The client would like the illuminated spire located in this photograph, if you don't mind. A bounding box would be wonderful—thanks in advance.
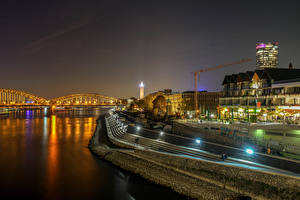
[139,81,144,88]
[139,81,144,99]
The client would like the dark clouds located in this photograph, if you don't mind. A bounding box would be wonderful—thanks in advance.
[0,0,300,98]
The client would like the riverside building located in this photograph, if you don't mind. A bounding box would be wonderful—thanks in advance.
[143,89,183,116]
[219,63,300,123]
[182,91,222,118]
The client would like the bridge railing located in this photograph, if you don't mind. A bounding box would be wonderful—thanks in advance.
[1,89,118,106]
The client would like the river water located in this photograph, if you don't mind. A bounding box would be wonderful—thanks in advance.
[0,107,185,200]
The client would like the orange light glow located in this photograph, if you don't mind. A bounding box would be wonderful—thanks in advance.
[47,115,58,195]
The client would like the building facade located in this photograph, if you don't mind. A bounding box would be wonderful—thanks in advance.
[219,66,300,123]
[182,91,222,118]
[143,89,183,116]
[256,42,279,68]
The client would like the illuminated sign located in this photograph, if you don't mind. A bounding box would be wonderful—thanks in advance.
[256,43,266,49]
[238,108,244,112]
[247,109,261,113]
[256,102,261,108]
[278,106,300,110]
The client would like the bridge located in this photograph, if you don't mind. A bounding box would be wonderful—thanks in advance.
[50,93,118,106]
[0,88,118,106]
[0,88,49,105]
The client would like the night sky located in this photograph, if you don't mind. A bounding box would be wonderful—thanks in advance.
[1,0,300,99]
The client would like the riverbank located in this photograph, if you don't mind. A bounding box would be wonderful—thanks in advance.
[89,115,300,200]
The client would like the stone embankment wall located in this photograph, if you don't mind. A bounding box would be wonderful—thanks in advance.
[89,115,300,200]
[135,150,300,200]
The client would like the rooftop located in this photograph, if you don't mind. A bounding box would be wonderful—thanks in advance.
[222,65,300,85]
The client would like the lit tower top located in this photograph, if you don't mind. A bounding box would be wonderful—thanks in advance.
[139,81,144,99]
[256,42,279,68]
[139,81,144,88]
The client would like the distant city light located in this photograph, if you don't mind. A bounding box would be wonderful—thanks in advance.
[44,107,48,115]
[195,139,201,144]
[160,131,164,136]
[136,126,141,131]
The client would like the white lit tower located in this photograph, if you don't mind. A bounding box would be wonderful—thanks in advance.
[256,42,279,68]
[139,81,144,99]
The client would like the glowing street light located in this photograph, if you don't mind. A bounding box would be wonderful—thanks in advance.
[246,148,254,155]
[160,131,164,136]
[195,139,201,144]
[136,126,141,131]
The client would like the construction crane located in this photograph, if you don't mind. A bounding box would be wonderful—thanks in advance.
[193,58,252,117]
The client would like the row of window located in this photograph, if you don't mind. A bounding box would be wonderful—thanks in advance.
[224,87,300,97]
[224,81,270,90]
[220,97,300,106]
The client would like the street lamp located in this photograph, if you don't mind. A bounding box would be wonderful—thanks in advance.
[246,148,254,155]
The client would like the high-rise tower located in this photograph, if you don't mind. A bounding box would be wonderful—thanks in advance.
[256,42,279,68]
[139,81,144,99]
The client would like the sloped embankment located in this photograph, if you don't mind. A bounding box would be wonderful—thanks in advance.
[89,115,300,200]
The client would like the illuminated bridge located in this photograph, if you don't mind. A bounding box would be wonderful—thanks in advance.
[0,89,118,106]
[50,93,118,106]
[0,88,49,105]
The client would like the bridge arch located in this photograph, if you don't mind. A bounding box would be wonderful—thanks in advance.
[50,93,118,105]
[0,88,49,105]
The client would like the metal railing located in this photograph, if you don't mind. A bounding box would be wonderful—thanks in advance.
[105,112,143,149]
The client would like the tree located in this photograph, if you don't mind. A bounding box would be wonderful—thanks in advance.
[136,99,146,110]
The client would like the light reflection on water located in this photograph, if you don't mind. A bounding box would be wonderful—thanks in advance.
[0,108,185,200]
[47,115,58,198]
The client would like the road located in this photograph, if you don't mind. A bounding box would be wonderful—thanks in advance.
[125,125,300,175]
[111,112,300,176]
